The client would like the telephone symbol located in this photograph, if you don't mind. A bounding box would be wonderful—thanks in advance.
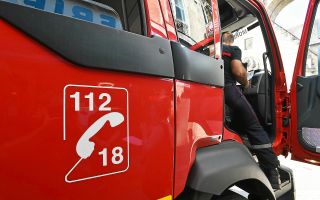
[76,112,124,159]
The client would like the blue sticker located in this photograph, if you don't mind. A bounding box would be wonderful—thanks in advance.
[72,5,93,22]
[23,0,45,9]
[101,14,116,28]
[54,0,64,14]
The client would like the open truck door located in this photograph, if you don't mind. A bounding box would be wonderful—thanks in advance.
[290,0,320,165]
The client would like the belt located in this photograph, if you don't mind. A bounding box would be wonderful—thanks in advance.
[225,83,236,87]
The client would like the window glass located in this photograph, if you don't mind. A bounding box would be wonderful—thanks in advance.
[170,0,214,47]
[83,0,145,35]
[1,0,144,35]
[273,0,309,85]
[233,23,270,73]
[305,4,320,76]
[124,0,144,34]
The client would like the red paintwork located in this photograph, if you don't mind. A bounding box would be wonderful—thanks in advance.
[190,37,214,51]
[2,0,319,199]
[290,0,320,164]
[174,80,224,198]
[223,127,243,143]
[0,19,175,199]
[212,0,222,58]
[144,0,168,38]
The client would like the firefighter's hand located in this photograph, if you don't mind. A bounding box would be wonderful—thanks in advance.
[242,80,250,92]
[244,80,250,88]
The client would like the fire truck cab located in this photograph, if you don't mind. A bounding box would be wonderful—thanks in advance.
[0,0,319,199]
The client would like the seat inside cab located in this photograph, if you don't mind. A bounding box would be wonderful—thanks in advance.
[218,0,275,143]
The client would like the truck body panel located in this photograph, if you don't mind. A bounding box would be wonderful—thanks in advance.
[0,0,319,199]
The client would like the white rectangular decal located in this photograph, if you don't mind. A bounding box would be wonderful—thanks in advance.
[63,84,129,183]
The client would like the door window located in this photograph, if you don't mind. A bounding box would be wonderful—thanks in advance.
[1,0,145,35]
[304,4,320,76]
[233,23,271,74]
[170,0,214,49]
[273,0,309,85]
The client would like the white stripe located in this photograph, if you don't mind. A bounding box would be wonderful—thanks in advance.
[251,144,272,149]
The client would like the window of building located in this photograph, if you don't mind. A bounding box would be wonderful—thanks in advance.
[175,0,186,22]
[244,37,253,50]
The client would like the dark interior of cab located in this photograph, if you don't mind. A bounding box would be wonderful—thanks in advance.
[217,0,275,145]
[218,1,295,195]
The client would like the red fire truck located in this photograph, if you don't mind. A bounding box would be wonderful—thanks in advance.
[0,0,319,199]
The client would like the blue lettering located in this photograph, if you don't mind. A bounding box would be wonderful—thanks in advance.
[24,0,45,9]
[72,6,93,22]
[54,0,64,14]
[100,14,116,28]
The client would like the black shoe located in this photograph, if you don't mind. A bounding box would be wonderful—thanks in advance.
[265,168,281,190]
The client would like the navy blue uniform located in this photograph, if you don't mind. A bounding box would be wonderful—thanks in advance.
[223,45,241,85]
[223,44,279,170]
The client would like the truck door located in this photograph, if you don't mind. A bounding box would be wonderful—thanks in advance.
[0,0,175,199]
[290,0,320,164]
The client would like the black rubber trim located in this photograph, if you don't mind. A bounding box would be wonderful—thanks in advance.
[187,141,275,199]
[171,41,224,87]
[0,1,174,78]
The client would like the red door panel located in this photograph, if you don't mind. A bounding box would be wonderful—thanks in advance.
[174,80,224,198]
[0,19,174,199]
[290,0,320,165]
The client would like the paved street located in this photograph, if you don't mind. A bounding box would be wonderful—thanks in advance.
[231,155,320,199]
[278,155,320,200]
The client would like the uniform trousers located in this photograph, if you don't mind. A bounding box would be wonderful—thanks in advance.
[224,84,280,169]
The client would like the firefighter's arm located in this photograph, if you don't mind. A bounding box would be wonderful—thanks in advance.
[231,59,249,88]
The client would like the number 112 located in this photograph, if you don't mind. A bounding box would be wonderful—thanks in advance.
[70,92,111,111]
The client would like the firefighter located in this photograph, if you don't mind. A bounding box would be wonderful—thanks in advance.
[222,31,281,189]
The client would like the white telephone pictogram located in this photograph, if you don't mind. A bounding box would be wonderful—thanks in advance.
[76,112,124,159]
